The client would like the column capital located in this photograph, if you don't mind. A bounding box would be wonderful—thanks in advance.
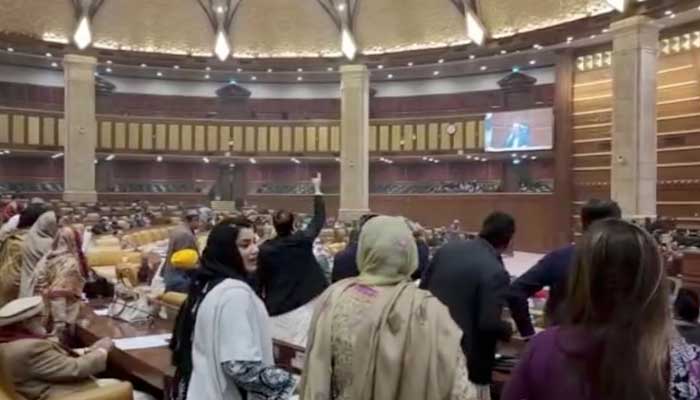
[610,15,659,35]
[340,64,368,75]
[63,54,97,66]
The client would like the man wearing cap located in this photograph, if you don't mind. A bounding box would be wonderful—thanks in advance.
[0,296,113,399]
[162,210,200,293]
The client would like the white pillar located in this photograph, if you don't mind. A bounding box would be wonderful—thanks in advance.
[610,16,659,219]
[63,54,97,203]
[338,65,370,222]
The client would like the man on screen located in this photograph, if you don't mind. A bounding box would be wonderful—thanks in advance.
[504,122,531,149]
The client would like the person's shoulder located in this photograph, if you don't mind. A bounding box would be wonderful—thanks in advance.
[4,338,55,356]
[218,279,257,302]
[546,244,576,259]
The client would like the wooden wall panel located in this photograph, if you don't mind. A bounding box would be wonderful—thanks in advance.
[269,126,280,152]
[293,127,304,152]
[317,126,328,152]
[26,116,40,145]
[416,124,427,150]
[207,126,219,152]
[281,127,292,152]
[391,125,402,151]
[193,125,205,152]
[403,125,415,151]
[257,126,269,152]
[368,125,377,152]
[57,119,65,146]
[141,123,153,150]
[245,127,256,152]
[155,124,167,150]
[114,122,126,149]
[305,127,316,152]
[11,114,24,144]
[0,114,8,143]
[42,117,55,146]
[220,126,231,152]
[378,125,390,151]
[232,126,244,152]
[168,124,180,151]
[127,122,140,150]
[330,126,340,152]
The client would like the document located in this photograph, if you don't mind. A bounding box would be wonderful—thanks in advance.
[114,334,172,351]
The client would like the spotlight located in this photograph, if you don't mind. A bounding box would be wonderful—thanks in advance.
[106,154,115,161]
[249,157,257,164]
[156,155,163,162]
[51,152,64,159]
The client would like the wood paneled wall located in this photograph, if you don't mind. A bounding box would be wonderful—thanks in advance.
[573,46,700,226]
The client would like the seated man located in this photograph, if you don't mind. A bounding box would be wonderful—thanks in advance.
[0,297,112,399]
[675,288,700,346]
[258,173,328,316]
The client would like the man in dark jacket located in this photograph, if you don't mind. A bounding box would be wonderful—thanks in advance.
[258,174,329,316]
[506,199,621,337]
[675,288,700,346]
[425,212,515,391]
[331,214,377,283]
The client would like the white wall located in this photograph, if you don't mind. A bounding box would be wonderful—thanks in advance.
[0,64,554,99]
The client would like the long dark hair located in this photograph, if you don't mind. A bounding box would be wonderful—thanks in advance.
[170,218,252,400]
[564,219,671,399]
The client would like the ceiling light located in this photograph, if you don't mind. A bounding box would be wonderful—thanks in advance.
[214,30,231,61]
[297,68,303,72]
[377,64,384,69]
[521,154,528,159]
[249,157,257,164]
[94,159,98,165]
[106,60,112,64]
[513,159,521,165]
[606,0,627,12]
[341,28,357,60]
[335,157,341,162]
[531,156,537,160]
[337,3,346,11]
[480,66,487,71]
[236,68,242,72]
[204,74,210,79]
[205,66,211,71]
[45,52,52,57]
[105,67,112,73]
[251,76,257,81]
[567,36,574,42]
[500,50,507,55]
[407,62,413,66]
[297,76,303,81]
[106,154,115,161]
[438,58,444,63]
[469,54,475,60]
[511,153,517,158]
[291,157,301,164]
[670,13,676,19]
[267,68,273,72]
[50,62,58,68]
[466,155,472,159]
[422,156,427,161]
[94,72,99,76]
[215,5,225,13]
[228,163,235,168]
[229,79,237,84]
[512,66,520,72]
[602,28,609,33]
[140,63,147,68]
[173,65,180,69]
[434,160,440,164]
[156,71,163,77]
[664,9,672,15]
[481,158,487,162]
[156,155,163,162]
[589,34,597,39]
[529,60,536,65]
[203,157,210,164]
[7,48,14,52]
[51,152,64,159]
[533,44,542,50]
[3,150,9,154]
[465,8,486,46]
[433,70,440,76]
[73,16,92,49]
[327,67,333,71]
[387,74,393,79]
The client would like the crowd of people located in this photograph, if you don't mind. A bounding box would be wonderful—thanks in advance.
[1,180,700,400]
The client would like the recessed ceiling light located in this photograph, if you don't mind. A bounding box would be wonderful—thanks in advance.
[215,5,225,13]
[93,72,99,76]
[377,64,384,69]
[204,74,210,79]
[297,76,303,81]
[327,67,333,71]
[500,50,507,55]
[480,66,487,71]
[106,60,112,64]
[229,79,237,84]
[469,54,475,60]
[665,9,673,15]
[267,68,273,72]
[236,68,242,72]
[602,28,609,33]
[531,156,537,160]
[567,36,574,42]
[203,157,210,164]
[589,34,597,39]
[297,68,303,72]
[45,52,52,57]
[433,70,440,76]
[251,76,257,80]
[106,67,112,73]
[670,13,676,18]
[438,58,444,63]
[50,62,58,68]
[173,65,180,69]
[249,157,257,164]
[387,74,393,79]
[205,66,211,71]
[156,155,163,162]
[106,154,115,161]
[407,62,413,66]
[156,71,163,77]
[7,47,14,52]
[529,60,536,65]
[337,3,346,11]
[140,63,147,68]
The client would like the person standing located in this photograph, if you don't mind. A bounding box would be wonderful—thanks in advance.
[502,219,700,400]
[162,210,200,293]
[506,199,621,338]
[257,173,328,316]
[170,219,294,400]
[674,288,700,346]
[425,212,515,399]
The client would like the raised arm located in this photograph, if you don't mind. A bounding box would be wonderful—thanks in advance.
[506,253,557,338]
[302,173,326,240]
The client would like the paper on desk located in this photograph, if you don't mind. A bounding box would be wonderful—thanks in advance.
[93,308,110,316]
[114,334,172,351]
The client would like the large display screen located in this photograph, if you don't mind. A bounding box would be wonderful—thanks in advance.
[484,108,553,152]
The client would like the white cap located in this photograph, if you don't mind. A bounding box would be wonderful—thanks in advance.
[0,296,43,327]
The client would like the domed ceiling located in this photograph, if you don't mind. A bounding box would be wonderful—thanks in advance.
[0,0,617,58]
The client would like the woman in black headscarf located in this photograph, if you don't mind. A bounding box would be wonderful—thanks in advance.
[170,218,295,400]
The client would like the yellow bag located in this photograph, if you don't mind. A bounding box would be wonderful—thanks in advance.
[170,249,199,270]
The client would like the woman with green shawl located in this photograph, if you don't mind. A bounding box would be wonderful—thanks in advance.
[301,216,477,400]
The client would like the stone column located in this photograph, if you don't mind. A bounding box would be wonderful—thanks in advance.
[63,54,97,203]
[610,16,659,219]
[338,65,370,222]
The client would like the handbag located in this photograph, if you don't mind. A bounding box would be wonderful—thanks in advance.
[107,277,154,324]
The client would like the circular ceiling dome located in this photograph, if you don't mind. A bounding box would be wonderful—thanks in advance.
[0,0,615,58]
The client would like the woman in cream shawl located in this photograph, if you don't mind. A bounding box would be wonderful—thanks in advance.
[26,226,88,337]
[19,211,58,298]
[301,216,477,400]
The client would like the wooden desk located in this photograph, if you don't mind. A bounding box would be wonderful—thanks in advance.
[76,305,174,395]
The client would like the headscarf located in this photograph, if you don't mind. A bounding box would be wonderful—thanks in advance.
[26,226,88,299]
[170,220,248,400]
[355,216,418,286]
[301,215,462,400]
[19,211,58,297]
